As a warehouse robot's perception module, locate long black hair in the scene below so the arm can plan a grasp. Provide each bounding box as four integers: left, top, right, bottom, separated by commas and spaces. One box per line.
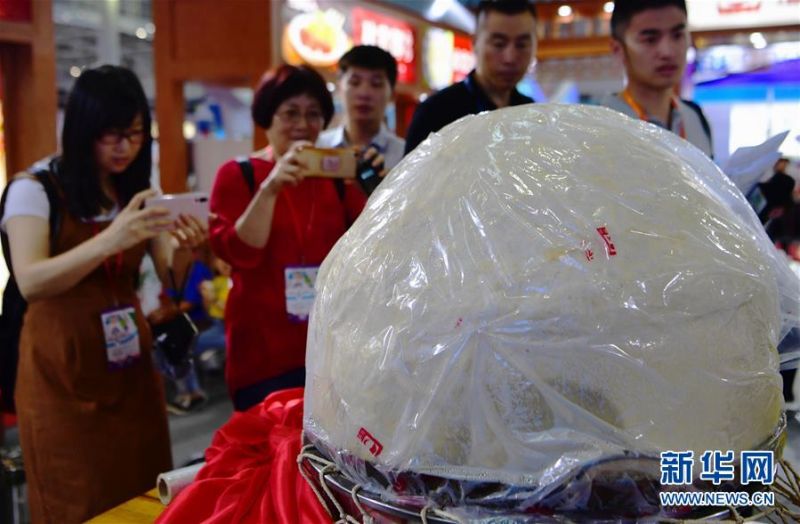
57, 65, 152, 219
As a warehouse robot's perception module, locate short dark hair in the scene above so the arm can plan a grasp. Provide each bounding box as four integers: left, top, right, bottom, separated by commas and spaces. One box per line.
477, 0, 537, 20
338, 45, 398, 89
611, 0, 687, 41
251, 65, 334, 129
59, 64, 151, 219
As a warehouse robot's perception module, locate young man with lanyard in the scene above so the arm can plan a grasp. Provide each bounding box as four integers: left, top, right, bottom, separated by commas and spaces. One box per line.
404, 0, 537, 155
317, 45, 405, 170
603, 0, 713, 158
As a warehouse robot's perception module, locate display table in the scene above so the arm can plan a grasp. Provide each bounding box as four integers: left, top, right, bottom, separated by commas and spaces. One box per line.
85, 489, 164, 523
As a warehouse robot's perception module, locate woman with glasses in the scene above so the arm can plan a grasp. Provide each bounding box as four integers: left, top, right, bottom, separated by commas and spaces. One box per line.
1, 65, 206, 522
209, 65, 380, 411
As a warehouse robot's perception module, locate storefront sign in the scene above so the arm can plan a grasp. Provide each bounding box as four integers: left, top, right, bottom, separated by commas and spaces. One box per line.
423, 28, 475, 89
352, 7, 416, 84
453, 34, 475, 82
424, 28, 454, 89
0, 0, 31, 22
688, 0, 800, 31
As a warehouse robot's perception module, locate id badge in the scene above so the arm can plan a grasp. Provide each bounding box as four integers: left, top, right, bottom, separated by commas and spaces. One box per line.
284, 266, 319, 322
101, 306, 141, 370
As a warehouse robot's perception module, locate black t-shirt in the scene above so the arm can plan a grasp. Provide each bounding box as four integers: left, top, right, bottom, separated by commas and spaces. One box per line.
759, 171, 795, 223
404, 70, 534, 155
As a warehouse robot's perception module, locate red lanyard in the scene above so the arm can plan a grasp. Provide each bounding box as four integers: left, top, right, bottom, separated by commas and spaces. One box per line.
91, 221, 124, 305
621, 89, 686, 139
283, 185, 316, 264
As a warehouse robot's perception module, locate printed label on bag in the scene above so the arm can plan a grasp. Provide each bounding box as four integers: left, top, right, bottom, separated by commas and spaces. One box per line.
596, 226, 617, 257
357, 427, 384, 457
284, 266, 319, 322
101, 306, 140, 370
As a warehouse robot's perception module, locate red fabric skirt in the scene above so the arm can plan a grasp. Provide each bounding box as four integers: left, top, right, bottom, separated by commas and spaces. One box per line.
156, 388, 331, 524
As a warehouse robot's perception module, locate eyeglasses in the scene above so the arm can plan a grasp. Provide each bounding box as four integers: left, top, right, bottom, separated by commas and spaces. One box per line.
97, 128, 145, 145
274, 108, 325, 126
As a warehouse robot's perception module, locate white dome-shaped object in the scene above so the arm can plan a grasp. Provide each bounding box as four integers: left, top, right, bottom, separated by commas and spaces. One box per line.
304, 104, 796, 504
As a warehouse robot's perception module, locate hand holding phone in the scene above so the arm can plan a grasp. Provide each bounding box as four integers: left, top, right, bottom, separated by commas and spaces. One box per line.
355, 146, 386, 196
145, 192, 210, 225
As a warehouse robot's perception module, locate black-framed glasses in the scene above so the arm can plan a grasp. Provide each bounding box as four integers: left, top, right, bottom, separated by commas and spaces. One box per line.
97, 128, 145, 145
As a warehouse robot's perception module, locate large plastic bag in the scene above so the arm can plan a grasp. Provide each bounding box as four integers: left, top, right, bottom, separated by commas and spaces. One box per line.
304, 104, 799, 517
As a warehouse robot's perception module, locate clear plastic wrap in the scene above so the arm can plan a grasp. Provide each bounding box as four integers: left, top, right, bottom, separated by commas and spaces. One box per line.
303, 104, 799, 518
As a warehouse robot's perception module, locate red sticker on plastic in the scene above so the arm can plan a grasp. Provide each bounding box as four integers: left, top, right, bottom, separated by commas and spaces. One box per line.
596, 226, 617, 257
357, 427, 383, 457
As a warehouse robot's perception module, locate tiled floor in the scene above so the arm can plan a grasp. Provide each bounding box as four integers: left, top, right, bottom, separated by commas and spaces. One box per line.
167, 369, 233, 468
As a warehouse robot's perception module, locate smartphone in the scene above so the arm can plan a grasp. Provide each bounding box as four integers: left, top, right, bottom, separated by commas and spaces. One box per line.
356, 155, 384, 196
145, 192, 210, 224
296, 147, 357, 179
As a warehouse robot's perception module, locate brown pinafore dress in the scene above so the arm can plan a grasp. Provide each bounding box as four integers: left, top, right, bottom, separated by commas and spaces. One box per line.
15, 205, 173, 523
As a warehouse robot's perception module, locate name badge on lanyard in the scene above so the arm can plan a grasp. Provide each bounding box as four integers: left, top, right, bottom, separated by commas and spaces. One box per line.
102, 306, 141, 369
283, 188, 320, 323
285, 266, 319, 322
621, 89, 686, 139
92, 221, 140, 369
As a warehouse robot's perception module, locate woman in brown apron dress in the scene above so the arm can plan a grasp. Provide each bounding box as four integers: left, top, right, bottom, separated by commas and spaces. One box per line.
3, 66, 206, 522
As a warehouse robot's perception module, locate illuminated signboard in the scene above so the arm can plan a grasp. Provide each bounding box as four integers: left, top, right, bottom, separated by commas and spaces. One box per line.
424, 28, 454, 89
0, 0, 31, 22
424, 29, 475, 89
688, 0, 800, 31
281, 3, 418, 85
351, 7, 416, 84
453, 34, 475, 83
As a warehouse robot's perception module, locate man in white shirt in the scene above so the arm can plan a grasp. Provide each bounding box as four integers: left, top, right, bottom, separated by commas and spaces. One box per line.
318, 45, 405, 170
602, 0, 713, 157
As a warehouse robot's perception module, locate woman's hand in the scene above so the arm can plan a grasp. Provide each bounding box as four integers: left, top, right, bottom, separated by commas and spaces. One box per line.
100, 189, 171, 254
260, 141, 312, 197
169, 213, 208, 250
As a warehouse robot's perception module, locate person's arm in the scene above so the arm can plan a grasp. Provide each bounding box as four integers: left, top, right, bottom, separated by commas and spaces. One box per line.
8, 189, 171, 301
209, 143, 309, 269
148, 218, 207, 296
235, 142, 310, 247
199, 280, 215, 311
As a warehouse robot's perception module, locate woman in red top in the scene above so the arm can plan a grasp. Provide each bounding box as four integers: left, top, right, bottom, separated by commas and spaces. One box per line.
209, 65, 379, 410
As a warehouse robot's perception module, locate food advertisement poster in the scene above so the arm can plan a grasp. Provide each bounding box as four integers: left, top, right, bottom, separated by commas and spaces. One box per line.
281, 0, 417, 85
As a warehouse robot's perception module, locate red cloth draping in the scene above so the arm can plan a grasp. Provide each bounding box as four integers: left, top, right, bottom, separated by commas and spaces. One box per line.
156, 388, 332, 524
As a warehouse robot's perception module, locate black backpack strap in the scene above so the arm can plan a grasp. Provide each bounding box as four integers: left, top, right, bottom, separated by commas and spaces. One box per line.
682, 99, 713, 153
0, 164, 61, 277
34, 163, 62, 255
234, 156, 351, 226
0, 160, 61, 414
236, 156, 255, 195
333, 179, 352, 228
333, 178, 346, 205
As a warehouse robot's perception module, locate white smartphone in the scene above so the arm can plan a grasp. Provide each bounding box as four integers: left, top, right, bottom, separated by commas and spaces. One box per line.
145, 192, 210, 224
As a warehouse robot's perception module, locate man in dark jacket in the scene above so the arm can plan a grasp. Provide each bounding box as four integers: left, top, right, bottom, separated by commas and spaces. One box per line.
404, 0, 537, 154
